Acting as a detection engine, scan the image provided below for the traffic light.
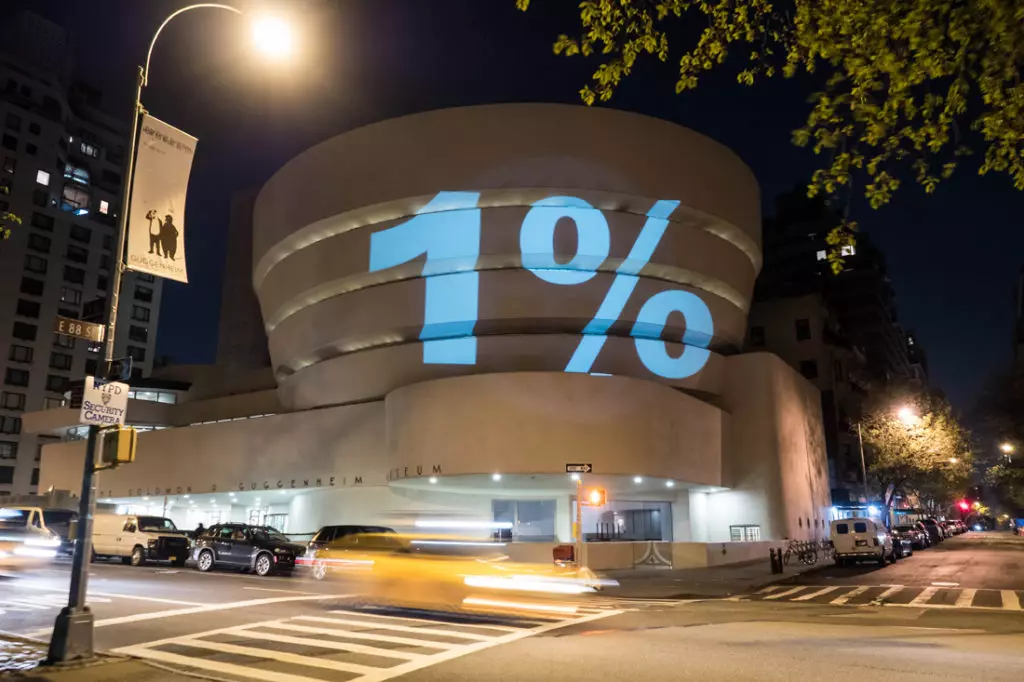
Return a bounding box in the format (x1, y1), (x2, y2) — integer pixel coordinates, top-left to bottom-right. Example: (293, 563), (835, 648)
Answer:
(958, 500), (969, 511)
(96, 426), (137, 470)
(582, 487), (607, 507)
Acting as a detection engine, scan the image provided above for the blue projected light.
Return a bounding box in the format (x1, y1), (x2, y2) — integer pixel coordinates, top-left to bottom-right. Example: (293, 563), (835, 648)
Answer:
(367, 191), (715, 379)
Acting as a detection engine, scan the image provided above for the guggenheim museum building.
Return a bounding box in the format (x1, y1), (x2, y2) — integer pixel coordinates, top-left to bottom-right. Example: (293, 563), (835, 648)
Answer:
(29, 104), (831, 569)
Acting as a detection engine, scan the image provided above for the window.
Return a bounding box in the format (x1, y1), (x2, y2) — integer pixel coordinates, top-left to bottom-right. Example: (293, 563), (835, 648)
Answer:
(63, 163), (89, 185)
(0, 416), (21, 434)
(69, 224), (91, 243)
(54, 335), (74, 349)
(840, 245), (856, 257)
(101, 169), (121, 185)
(749, 326), (765, 347)
(492, 499), (557, 541)
(1, 392), (25, 410)
(127, 346), (146, 363)
(12, 322), (37, 341)
(102, 234), (112, 251)
(100, 254), (110, 271)
(816, 249), (827, 261)
(131, 305), (150, 322)
(835, 523), (849, 535)
(4, 368), (29, 387)
(49, 352), (73, 371)
(25, 143), (36, 156)
(45, 375), (68, 393)
(8, 345), (33, 364)
(29, 122), (40, 135)
(99, 199), (109, 215)
(128, 325), (148, 343)
(136, 273), (155, 283)
(65, 244), (89, 263)
(96, 275), (108, 292)
(79, 142), (100, 158)
(24, 254), (47, 274)
(36, 169), (50, 186)
(0, 442), (16, 459)
(0, 467), (13, 485)
(30, 212), (54, 230)
(2, 157), (14, 173)
(833, 360), (843, 382)
(63, 265), (85, 284)
(795, 318), (811, 341)
(1, 134), (16, 151)
(31, 468), (39, 487)
(4, 113), (20, 130)
(32, 188), (48, 207)
(135, 286), (153, 303)
(43, 398), (64, 410)
(60, 184), (90, 214)
(60, 287), (82, 305)
(729, 525), (762, 542)
(800, 360), (818, 380)
(27, 233), (50, 253)
(16, 299), (40, 318)
(57, 307), (78, 319)
(84, 358), (97, 375)
(0, 177), (10, 192)
(853, 521), (868, 533)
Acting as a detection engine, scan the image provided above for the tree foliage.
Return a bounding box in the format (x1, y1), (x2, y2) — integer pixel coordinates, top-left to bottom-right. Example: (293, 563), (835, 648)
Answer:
(859, 394), (971, 517)
(1, 185), (21, 242)
(984, 463), (1024, 513)
(516, 0), (1024, 271)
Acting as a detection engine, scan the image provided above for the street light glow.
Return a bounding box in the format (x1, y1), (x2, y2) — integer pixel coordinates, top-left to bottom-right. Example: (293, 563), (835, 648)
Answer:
(1000, 442), (1015, 454)
(896, 406), (918, 426)
(252, 16), (293, 59)
(948, 457), (959, 464)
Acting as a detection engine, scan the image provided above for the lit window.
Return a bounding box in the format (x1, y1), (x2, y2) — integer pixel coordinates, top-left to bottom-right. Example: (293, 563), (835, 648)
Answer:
(79, 142), (99, 158)
(99, 200), (109, 214)
(840, 245), (856, 257)
(36, 169), (50, 186)
(815, 250), (827, 261)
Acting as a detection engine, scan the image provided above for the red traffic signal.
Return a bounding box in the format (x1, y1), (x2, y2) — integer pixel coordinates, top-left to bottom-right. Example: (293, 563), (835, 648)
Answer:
(957, 500), (969, 511)
(582, 487), (607, 507)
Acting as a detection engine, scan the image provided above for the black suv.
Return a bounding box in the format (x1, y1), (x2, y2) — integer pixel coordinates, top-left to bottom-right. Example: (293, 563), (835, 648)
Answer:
(192, 523), (303, 576)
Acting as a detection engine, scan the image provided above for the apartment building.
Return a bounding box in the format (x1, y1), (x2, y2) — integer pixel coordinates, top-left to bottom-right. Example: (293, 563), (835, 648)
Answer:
(0, 12), (162, 495)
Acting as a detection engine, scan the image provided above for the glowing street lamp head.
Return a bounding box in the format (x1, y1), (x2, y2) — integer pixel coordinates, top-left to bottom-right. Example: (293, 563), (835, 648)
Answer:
(251, 16), (293, 59)
(1000, 442), (1015, 454)
(896, 406), (918, 426)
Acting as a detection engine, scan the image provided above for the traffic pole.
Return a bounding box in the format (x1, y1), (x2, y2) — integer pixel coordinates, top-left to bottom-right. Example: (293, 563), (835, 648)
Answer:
(575, 477), (583, 568)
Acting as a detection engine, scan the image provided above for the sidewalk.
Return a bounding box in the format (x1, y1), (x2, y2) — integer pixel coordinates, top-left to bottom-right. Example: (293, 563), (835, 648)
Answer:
(599, 558), (822, 599)
(0, 636), (193, 682)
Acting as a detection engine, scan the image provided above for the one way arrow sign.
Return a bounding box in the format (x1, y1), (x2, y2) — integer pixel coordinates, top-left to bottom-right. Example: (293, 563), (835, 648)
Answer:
(565, 463), (593, 474)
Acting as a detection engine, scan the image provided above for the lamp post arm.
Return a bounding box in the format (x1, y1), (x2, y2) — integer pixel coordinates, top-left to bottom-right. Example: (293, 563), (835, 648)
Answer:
(144, 3), (243, 86)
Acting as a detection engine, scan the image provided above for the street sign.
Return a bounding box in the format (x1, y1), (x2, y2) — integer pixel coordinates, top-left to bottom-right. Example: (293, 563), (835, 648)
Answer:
(566, 463), (593, 474)
(54, 315), (105, 343)
(79, 376), (129, 427)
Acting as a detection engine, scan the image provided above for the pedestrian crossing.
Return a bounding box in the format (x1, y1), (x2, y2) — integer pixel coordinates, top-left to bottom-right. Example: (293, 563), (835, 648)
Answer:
(113, 605), (624, 682)
(734, 584), (1024, 612)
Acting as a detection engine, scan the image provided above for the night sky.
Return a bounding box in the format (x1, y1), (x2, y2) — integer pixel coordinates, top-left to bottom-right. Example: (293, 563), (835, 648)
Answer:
(12, 0), (1024, 413)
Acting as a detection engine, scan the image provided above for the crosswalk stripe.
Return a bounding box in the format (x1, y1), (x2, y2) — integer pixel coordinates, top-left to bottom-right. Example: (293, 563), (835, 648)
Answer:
(329, 609), (524, 632)
(830, 586), (870, 605)
(227, 627), (424, 660)
(756, 586), (782, 595)
(1001, 591), (1022, 611)
(761, 586), (807, 600)
(112, 646), (324, 682)
(294, 615), (497, 641)
(173, 637), (381, 675)
(873, 585), (905, 602)
(909, 586), (940, 606)
(267, 621), (461, 649)
(792, 586), (839, 602)
(955, 589), (977, 608)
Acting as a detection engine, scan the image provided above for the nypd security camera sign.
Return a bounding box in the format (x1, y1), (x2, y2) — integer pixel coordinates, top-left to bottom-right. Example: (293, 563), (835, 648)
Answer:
(79, 376), (129, 427)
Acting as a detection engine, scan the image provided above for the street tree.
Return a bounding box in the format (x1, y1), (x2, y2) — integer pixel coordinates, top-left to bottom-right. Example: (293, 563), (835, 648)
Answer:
(1, 185), (20, 242)
(984, 464), (1024, 514)
(859, 394), (971, 520)
(516, 0), (1024, 271)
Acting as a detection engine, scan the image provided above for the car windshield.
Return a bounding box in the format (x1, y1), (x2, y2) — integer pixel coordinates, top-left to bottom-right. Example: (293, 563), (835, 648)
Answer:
(0, 508), (30, 529)
(137, 516), (178, 532)
(252, 526), (290, 541)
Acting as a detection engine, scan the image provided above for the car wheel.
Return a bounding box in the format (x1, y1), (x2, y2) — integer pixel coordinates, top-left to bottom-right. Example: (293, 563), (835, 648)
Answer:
(130, 546), (146, 567)
(254, 553), (273, 577)
(312, 561), (327, 581)
(877, 551), (887, 566)
(196, 549), (214, 572)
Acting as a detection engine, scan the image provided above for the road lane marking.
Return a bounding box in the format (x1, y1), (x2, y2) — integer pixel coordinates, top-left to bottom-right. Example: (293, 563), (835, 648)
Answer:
(792, 586), (839, 602)
(872, 585), (905, 602)
(932, 582), (959, 587)
(111, 647), (325, 682)
(329, 609), (524, 632)
(243, 587), (320, 595)
(830, 586), (870, 605)
(909, 586), (940, 606)
(1001, 591), (1022, 611)
(89, 592), (204, 606)
(172, 638), (380, 675)
(755, 586), (781, 595)
(955, 589), (977, 608)
(761, 586), (807, 600)
(293, 615), (496, 641)
(268, 621), (461, 649)
(235, 627), (426, 660)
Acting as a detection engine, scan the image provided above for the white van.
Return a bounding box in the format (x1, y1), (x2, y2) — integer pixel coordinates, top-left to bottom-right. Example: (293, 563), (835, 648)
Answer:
(830, 517), (894, 566)
(92, 514), (190, 567)
(0, 507), (62, 572)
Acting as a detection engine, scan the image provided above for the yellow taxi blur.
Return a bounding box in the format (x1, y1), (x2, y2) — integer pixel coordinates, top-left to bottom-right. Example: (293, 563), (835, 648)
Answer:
(310, 533), (608, 616)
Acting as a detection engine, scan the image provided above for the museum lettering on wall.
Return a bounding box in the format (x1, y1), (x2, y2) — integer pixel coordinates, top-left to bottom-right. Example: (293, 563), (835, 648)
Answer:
(99, 471), (377, 499)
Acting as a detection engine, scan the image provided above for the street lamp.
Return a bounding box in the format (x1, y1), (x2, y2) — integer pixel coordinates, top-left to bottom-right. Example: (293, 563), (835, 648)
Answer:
(999, 442), (1015, 454)
(948, 457), (959, 464)
(896, 406), (918, 427)
(49, 4), (294, 664)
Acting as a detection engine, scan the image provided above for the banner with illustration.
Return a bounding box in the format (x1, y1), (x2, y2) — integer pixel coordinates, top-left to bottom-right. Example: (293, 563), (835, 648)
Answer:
(125, 114), (196, 283)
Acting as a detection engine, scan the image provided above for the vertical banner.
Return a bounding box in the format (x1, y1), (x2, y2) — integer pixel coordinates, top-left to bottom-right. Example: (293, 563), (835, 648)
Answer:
(125, 114), (197, 283)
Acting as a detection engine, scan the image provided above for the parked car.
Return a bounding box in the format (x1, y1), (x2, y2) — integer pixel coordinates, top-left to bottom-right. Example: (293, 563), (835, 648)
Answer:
(302, 525), (396, 568)
(192, 523), (303, 576)
(919, 518), (944, 544)
(940, 520), (962, 537)
(93, 514), (190, 567)
(894, 524), (928, 550)
(889, 529), (914, 558)
(830, 517), (894, 566)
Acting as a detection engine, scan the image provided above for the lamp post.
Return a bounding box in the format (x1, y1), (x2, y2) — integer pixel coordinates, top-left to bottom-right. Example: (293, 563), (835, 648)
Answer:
(47, 5), (292, 663)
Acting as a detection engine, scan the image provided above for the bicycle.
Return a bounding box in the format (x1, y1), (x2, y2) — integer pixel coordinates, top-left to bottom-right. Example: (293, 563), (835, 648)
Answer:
(782, 539), (819, 566)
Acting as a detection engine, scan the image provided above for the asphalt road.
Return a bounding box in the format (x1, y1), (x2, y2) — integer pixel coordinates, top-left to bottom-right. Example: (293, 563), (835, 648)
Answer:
(1, 532), (1022, 681)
